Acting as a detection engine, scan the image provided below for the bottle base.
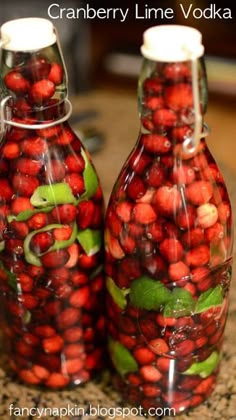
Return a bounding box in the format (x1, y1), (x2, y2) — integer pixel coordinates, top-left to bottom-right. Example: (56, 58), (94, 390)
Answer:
(4, 346), (106, 390)
(112, 370), (218, 416)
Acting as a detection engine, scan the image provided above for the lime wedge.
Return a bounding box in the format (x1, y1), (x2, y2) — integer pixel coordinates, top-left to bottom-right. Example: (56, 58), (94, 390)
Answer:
(106, 277), (129, 310)
(183, 351), (220, 378)
(30, 183), (76, 207)
(195, 285), (223, 314)
(108, 337), (138, 376)
(77, 228), (102, 256)
(130, 276), (171, 310)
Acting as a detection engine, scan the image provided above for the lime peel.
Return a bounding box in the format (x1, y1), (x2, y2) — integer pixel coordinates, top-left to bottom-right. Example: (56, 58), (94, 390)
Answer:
(30, 183), (76, 208)
(23, 222), (77, 266)
(77, 228), (102, 256)
(7, 206), (54, 223)
(183, 351), (220, 378)
(108, 337), (138, 376)
(79, 149), (99, 200)
(106, 277), (129, 310)
(0, 261), (17, 291)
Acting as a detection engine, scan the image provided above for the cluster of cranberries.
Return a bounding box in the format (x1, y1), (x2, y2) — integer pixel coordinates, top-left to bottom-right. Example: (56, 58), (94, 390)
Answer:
(4, 54), (63, 108)
(105, 62), (233, 413)
(0, 51), (105, 388)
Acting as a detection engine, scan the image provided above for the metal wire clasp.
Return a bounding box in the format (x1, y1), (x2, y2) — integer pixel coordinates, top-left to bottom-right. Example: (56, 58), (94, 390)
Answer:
(182, 57), (209, 154)
(0, 96), (73, 144)
(0, 95), (11, 143)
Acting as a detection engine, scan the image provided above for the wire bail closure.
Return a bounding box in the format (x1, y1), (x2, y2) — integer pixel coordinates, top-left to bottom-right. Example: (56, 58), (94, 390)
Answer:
(182, 56), (209, 154)
(0, 96), (73, 143)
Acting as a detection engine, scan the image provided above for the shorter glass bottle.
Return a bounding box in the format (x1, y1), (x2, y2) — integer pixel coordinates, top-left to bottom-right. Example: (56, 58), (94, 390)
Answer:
(0, 18), (105, 389)
(105, 25), (233, 414)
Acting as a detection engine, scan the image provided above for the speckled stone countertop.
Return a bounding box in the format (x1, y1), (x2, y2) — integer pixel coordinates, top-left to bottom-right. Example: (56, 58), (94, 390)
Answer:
(0, 91), (235, 420)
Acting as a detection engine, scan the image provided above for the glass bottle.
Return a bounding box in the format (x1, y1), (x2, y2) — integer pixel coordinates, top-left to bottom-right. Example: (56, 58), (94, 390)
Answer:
(105, 25), (233, 414)
(0, 18), (105, 389)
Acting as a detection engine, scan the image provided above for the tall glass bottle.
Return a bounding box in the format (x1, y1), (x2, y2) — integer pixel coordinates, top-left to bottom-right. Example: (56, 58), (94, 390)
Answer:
(0, 18), (105, 389)
(105, 25), (233, 414)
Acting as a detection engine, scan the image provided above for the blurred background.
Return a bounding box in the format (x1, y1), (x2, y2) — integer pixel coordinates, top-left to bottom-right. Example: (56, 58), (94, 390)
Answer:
(89, 0), (236, 96)
(0, 0), (235, 179)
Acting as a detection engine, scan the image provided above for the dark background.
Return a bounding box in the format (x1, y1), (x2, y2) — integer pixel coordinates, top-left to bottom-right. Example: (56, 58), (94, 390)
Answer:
(89, 0), (236, 89)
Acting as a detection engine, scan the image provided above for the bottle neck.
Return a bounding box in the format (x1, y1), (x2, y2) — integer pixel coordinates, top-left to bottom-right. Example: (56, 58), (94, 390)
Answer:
(1, 42), (68, 123)
(138, 58), (207, 146)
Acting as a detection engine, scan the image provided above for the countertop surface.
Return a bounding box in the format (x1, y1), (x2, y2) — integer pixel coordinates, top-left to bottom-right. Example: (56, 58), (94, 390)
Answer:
(0, 90), (236, 419)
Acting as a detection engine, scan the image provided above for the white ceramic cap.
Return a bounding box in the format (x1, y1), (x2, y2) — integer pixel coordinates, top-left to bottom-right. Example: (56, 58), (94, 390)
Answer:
(0, 18), (56, 51)
(141, 25), (204, 62)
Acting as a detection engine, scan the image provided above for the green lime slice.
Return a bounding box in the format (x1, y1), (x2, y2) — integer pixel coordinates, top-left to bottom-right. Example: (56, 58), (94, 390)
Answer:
(130, 276), (171, 310)
(195, 285), (224, 314)
(108, 337), (138, 376)
(163, 288), (196, 318)
(77, 228), (102, 256)
(106, 277), (129, 310)
(183, 351), (220, 378)
(30, 183), (76, 208)
(79, 149), (99, 200)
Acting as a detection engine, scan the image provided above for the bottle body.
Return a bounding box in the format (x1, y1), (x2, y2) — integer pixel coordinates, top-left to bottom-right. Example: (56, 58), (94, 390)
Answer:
(105, 55), (233, 412)
(0, 20), (105, 388)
